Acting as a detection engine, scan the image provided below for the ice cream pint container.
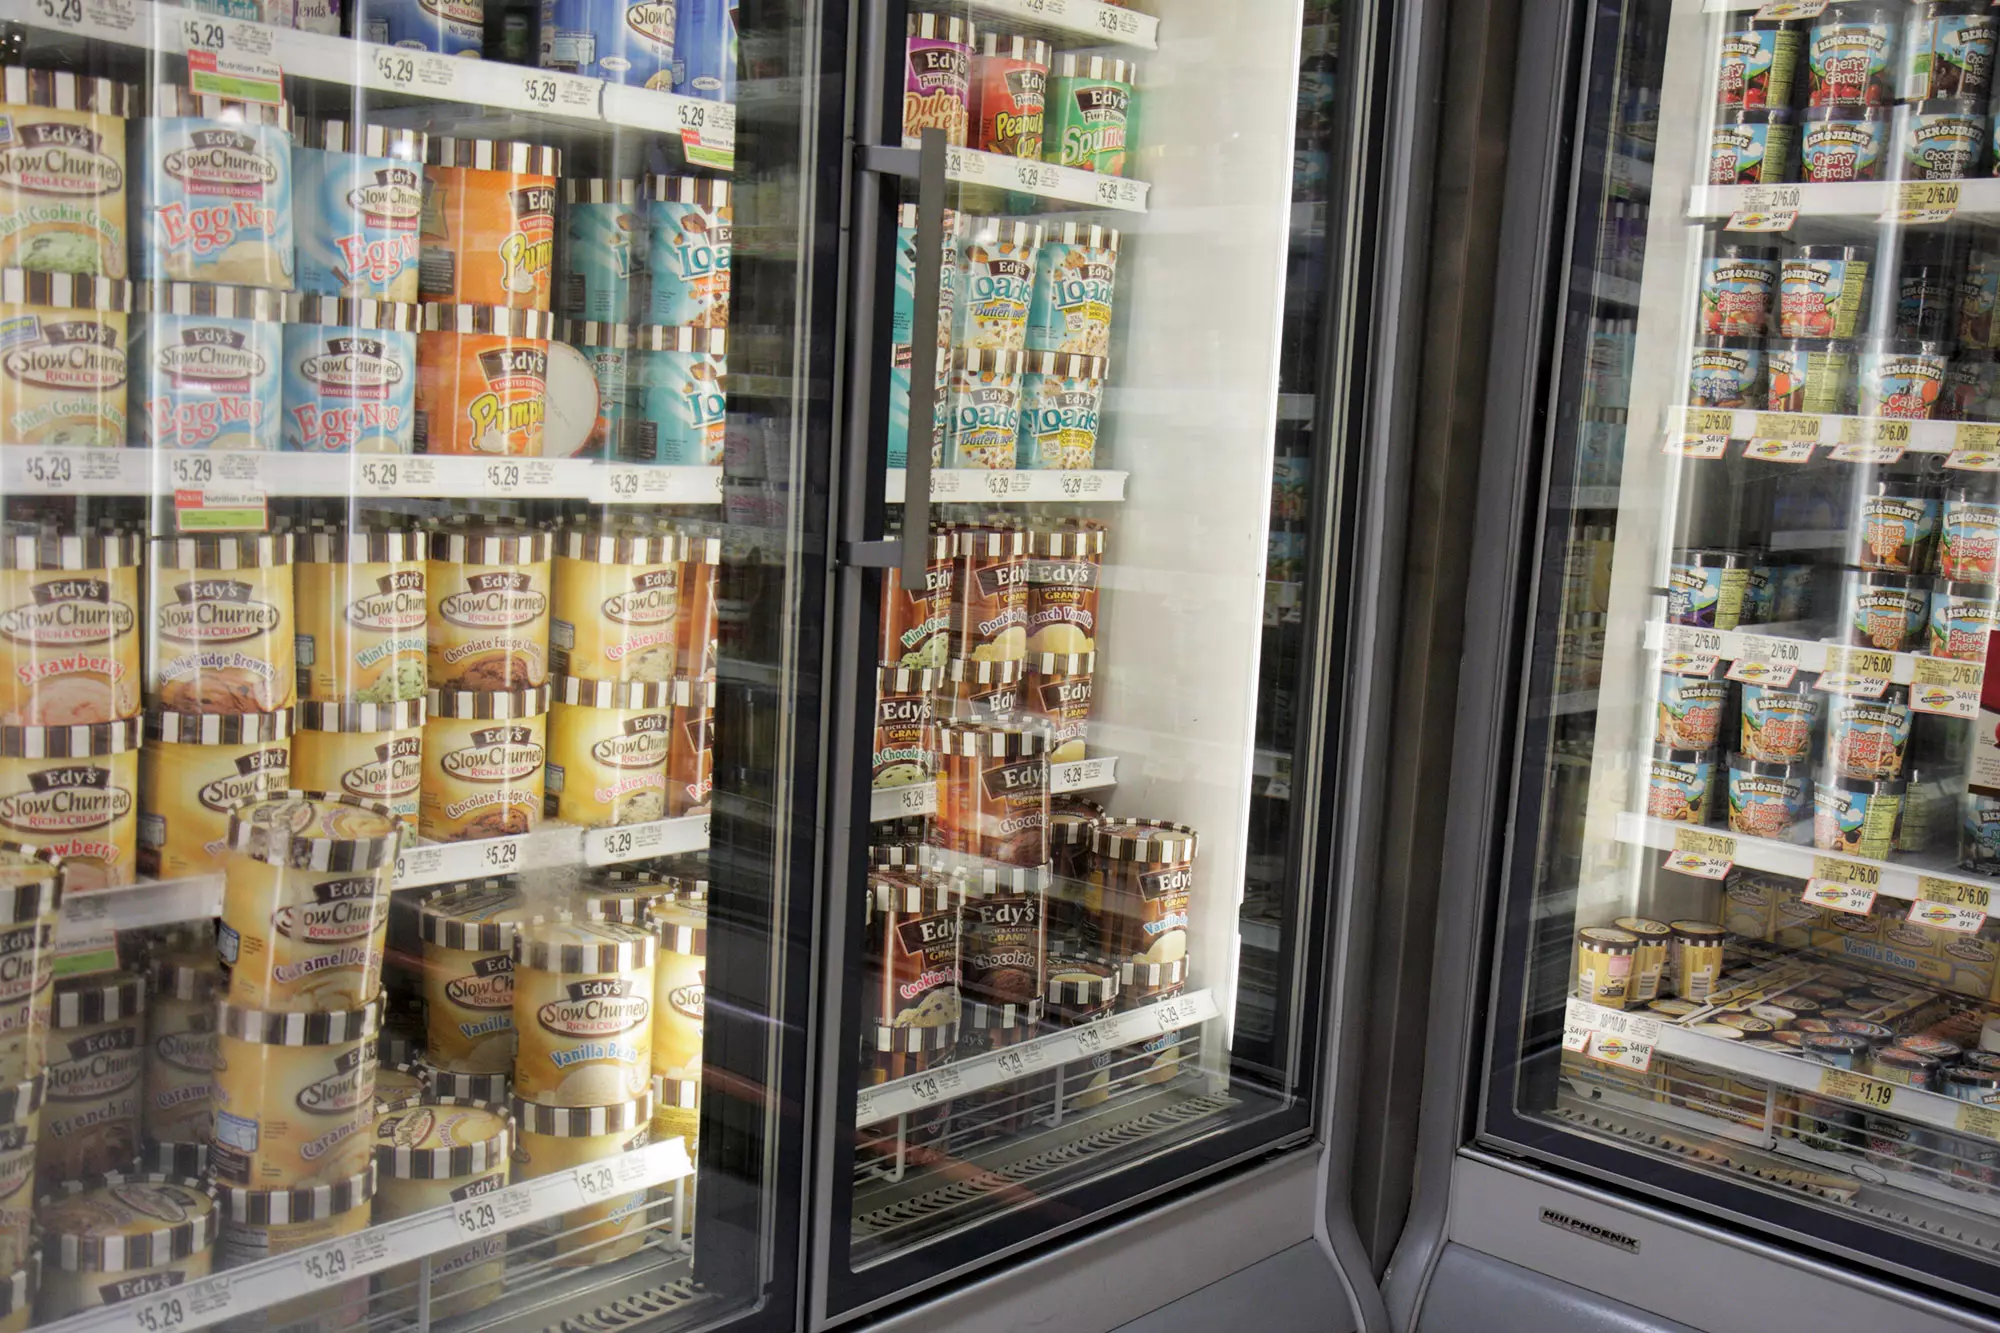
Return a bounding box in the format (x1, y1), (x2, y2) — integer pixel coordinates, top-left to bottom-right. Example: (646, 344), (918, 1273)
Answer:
(0, 68), (133, 280)
(419, 880), (551, 1075)
(551, 527), (680, 684)
(420, 685), (550, 843)
(1800, 105), (1887, 181)
(372, 1098), (510, 1318)
(627, 324), (726, 465)
(903, 12), (973, 147)
(136, 91), (293, 289)
(34, 1173), (218, 1322)
(41, 972), (144, 1187)
(1809, 9), (1897, 104)
(1016, 351), (1104, 469)
(510, 919), (656, 1107)
(510, 1095), (653, 1263)
(209, 1000), (380, 1189)
(295, 527), (428, 705)
(640, 175), (729, 327)
(419, 139), (560, 311)
(949, 348), (1023, 469)
(1943, 490), (2000, 580)
(147, 533), (297, 716)
(0, 269), (130, 448)
(1902, 5), (1998, 100)
(357, 0), (486, 54)
(211, 1168), (373, 1332)
(973, 34), (1049, 158)
(1899, 97), (1986, 178)
(281, 295), (419, 453)
(0, 529), (142, 727)
(1047, 54), (1135, 176)
(130, 281), (283, 451)
(144, 959), (220, 1146)
(292, 121), (426, 301)
(414, 303), (552, 457)
(1027, 223), (1117, 356)
(955, 217), (1042, 351)
(0, 718), (140, 888)
(1719, 18), (1802, 109)
(425, 525), (552, 692)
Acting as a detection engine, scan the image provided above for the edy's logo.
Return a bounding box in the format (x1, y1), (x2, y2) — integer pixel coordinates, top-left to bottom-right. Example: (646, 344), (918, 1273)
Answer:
(894, 912), (957, 958)
(467, 346), (548, 447)
(602, 569), (676, 625)
(0, 121), (123, 196)
(979, 757), (1044, 802)
(348, 166), (422, 229)
(295, 1046), (372, 1116)
(442, 727), (543, 783)
(0, 577), (134, 646)
(444, 953), (513, 1010)
(3, 318), (124, 390)
(301, 335), (402, 399)
(1140, 866), (1194, 901)
(272, 877), (380, 943)
(626, 0), (674, 47)
(440, 571), (545, 629)
(197, 745), (289, 813)
(163, 130), (277, 192)
(537, 977), (649, 1037)
(0, 764), (127, 835)
(50, 1024), (140, 1099)
(157, 579), (281, 643)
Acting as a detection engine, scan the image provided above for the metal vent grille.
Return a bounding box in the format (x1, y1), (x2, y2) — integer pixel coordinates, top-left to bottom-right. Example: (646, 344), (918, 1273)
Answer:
(543, 1277), (703, 1333)
(855, 1094), (1234, 1238)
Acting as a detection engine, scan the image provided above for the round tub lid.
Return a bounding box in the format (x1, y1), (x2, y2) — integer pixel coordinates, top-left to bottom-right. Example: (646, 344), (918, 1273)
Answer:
(428, 525), (553, 565)
(868, 1021), (957, 1054)
(214, 1163), (377, 1225)
(425, 1065), (512, 1103)
(427, 684), (553, 720)
(1114, 956), (1188, 990)
(0, 843), (60, 923)
(144, 706), (293, 746)
(1045, 959), (1119, 1007)
(149, 959), (222, 1002)
(225, 792), (401, 870)
(287, 294), (421, 330)
(651, 1073), (699, 1110)
(1089, 818), (1197, 862)
(512, 1092), (654, 1137)
(152, 531), (295, 569)
(296, 118), (426, 158)
(936, 721), (1047, 758)
(420, 882), (554, 952)
(134, 281), (287, 321)
(561, 177), (638, 204)
(647, 899), (707, 954)
(418, 302), (554, 337)
(0, 267), (131, 313)
(868, 870), (953, 915)
(634, 323), (726, 354)
(0, 65), (135, 114)
(642, 174), (728, 208)
(53, 970), (144, 1027)
(512, 918), (657, 972)
(38, 1173), (219, 1272)
(953, 864), (1046, 897)
(217, 997), (382, 1046)
(1028, 652), (1095, 677)
(301, 527), (427, 564)
(425, 136), (561, 174)
(296, 697), (426, 732)
(0, 527), (143, 571)
(374, 1097), (512, 1179)
(0, 716), (141, 758)
(963, 999), (1036, 1030)
(553, 675), (674, 709)
(140, 1140), (210, 1178)
(556, 527), (680, 564)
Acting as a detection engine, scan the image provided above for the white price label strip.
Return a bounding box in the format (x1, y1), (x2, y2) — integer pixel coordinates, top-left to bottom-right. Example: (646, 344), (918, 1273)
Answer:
(1050, 756), (1118, 792)
(857, 989), (1218, 1126)
(55, 1141), (692, 1333)
(869, 782), (938, 822)
(890, 469), (1129, 503)
(581, 814), (710, 866)
(3, 447), (148, 495)
(941, 145), (1150, 211)
(57, 877), (222, 945)
(596, 465), (724, 504)
(394, 833), (543, 889)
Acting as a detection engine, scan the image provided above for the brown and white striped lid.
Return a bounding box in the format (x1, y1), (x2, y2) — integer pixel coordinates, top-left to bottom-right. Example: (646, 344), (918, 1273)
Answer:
(288, 294), (421, 330)
(937, 721), (1047, 758)
(512, 1092), (655, 1137)
(954, 863), (1046, 896)
(953, 346), (1023, 378)
(426, 1065), (513, 1104)
(869, 869), (954, 915)
(226, 792), (401, 871)
(218, 996), (382, 1046)
(635, 324), (727, 355)
(557, 527), (679, 564)
(1114, 956), (1187, 990)
(1028, 652), (1095, 677)
(149, 959), (222, 1002)
(978, 32), (1048, 63)
(869, 1020), (958, 1054)
(513, 918), (657, 973)
(868, 842), (928, 868)
(647, 898), (706, 955)
(907, 10), (973, 43)
(421, 881), (557, 952)
(145, 706), (293, 746)
(153, 531), (296, 569)
(0, 528), (143, 571)
(39, 1173), (219, 1271)
(1021, 352), (1107, 381)
(374, 1097), (512, 1179)
(554, 675), (674, 709)
(420, 303), (555, 337)
(1051, 54), (1134, 83)
(964, 998), (1036, 1030)
(140, 1140), (210, 1178)
(1, 65), (134, 115)
(1029, 527), (1106, 559)
(297, 697), (426, 732)
(1038, 222), (1121, 253)
(642, 175), (729, 209)
(429, 525), (554, 564)
(562, 177), (638, 204)
(135, 281), (287, 321)
(214, 1164), (376, 1225)
(427, 684), (553, 720)
(0, 716), (141, 758)
(682, 534), (723, 565)
(963, 217), (1041, 250)
(673, 678), (719, 709)
(151, 84), (292, 128)
(0, 268), (130, 313)
(53, 970), (144, 1028)
(1044, 959), (1119, 1007)
(953, 526), (1027, 558)
(0, 1075), (42, 1125)
(302, 527), (427, 563)
(426, 136), (560, 174)
(0, 843), (60, 923)
(941, 657), (1021, 686)
(1090, 818), (1197, 862)
(1048, 799), (1106, 846)
(299, 119), (426, 159)
(560, 319), (637, 348)
(877, 665), (940, 694)
(652, 1073), (699, 1109)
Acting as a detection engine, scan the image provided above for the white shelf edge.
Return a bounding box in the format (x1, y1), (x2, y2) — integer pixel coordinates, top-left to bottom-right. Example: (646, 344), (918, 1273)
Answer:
(857, 988), (1216, 1126)
(1665, 406), (1970, 456)
(1613, 810), (1999, 908)
(866, 756), (1119, 821)
(968, 0), (1159, 49)
(1642, 619), (1923, 685)
(40, 1138), (693, 1333)
(943, 146), (1149, 213)
(885, 469), (1129, 503)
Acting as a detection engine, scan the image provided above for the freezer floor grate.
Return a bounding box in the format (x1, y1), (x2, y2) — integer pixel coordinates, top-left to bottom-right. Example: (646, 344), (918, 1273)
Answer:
(543, 1277), (703, 1332)
(853, 1092), (1235, 1241)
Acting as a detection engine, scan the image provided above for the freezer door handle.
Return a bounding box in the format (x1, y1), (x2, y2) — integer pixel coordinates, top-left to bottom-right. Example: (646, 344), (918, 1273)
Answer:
(895, 127), (947, 583)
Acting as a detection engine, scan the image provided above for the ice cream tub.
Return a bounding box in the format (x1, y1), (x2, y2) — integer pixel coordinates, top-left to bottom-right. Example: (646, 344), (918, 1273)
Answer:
(416, 303), (552, 457)
(1709, 107), (1792, 185)
(1902, 4), (1997, 100)
(1899, 97), (1986, 179)
(1656, 670), (1727, 750)
(648, 896), (704, 1082)
(0, 528), (141, 726)
(578, 864), (688, 925)
(1780, 245), (1872, 339)
(1090, 818), (1193, 972)
(419, 139), (559, 311)
(1838, 565), (1929, 651)
(357, 0), (484, 55)
(0, 1085), (33, 1271)
(426, 524), (552, 692)
(949, 347), (1024, 469)
(34, 1172), (217, 1322)
(217, 793), (400, 1013)
(1942, 488), (2000, 580)
(130, 282), (283, 451)
(540, 0), (676, 88)
(0, 718), (139, 889)
(1800, 105), (1887, 181)
(667, 675), (713, 816)
(147, 532), (297, 716)
(1688, 338), (1765, 408)
(1767, 337), (1855, 414)
(209, 1000), (379, 1189)
(291, 698), (424, 830)
(545, 675), (672, 828)
(1827, 685), (1913, 779)
(1720, 18), (1803, 108)
(1851, 475), (1940, 573)
(873, 665), (936, 787)
(372, 1097), (510, 1318)
(1815, 775), (1905, 860)
(0, 848), (57, 1085)
(886, 340), (948, 469)
(973, 33), (1050, 159)
(1949, 350), (2000, 422)
(626, 324), (725, 465)
(0, 268), (129, 447)
(1896, 236), (1958, 340)
(374, 1060), (423, 1110)
(1016, 351), (1104, 470)
(954, 218), (1042, 351)
(137, 708), (292, 878)
(510, 1094), (653, 1263)
(640, 175), (729, 328)
(420, 685), (550, 843)
(1858, 338), (1948, 418)
(1047, 54), (1135, 176)
(1667, 548), (1748, 629)
(293, 121), (425, 301)
(281, 295), (419, 453)
(903, 12), (973, 147)
(0, 68), (133, 279)
(559, 320), (632, 458)
(1647, 746), (1713, 824)
(211, 1168), (372, 1333)
(41, 971), (144, 1187)
(1809, 9), (1896, 104)
(510, 918), (656, 1106)
(1726, 752), (1811, 841)
(419, 880), (553, 1075)
(296, 526), (427, 705)
(136, 91), (293, 289)
(1699, 241), (1776, 338)
(893, 202), (958, 347)
(1739, 676), (1820, 763)
(1929, 579), (2000, 660)
(1026, 221), (1117, 357)
(552, 527), (680, 683)
(1025, 652), (1092, 761)
(143, 959), (219, 1146)
(559, 179), (638, 322)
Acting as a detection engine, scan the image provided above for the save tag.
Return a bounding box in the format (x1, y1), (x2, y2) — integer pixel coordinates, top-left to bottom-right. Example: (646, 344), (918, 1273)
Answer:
(1725, 634), (1803, 687)
(1669, 433), (1731, 460)
(1742, 437), (1815, 463)
(1587, 1030), (1655, 1072)
(1661, 626), (1724, 677)
(1664, 828), (1735, 879)
(1820, 1067), (1897, 1109)
(1753, 0), (1828, 18)
(1948, 450), (2000, 473)
(1907, 898), (1986, 933)
(1912, 656), (1981, 719)
(1886, 180), (1961, 225)
(1725, 186), (1802, 232)
(1817, 646), (1896, 697)
(1805, 879), (1877, 915)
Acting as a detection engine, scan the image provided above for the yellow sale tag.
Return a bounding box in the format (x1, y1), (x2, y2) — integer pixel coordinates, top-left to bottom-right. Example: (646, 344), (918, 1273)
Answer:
(1753, 0), (1828, 17)
(1918, 876), (1991, 911)
(1682, 409), (1736, 436)
(1957, 423), (2000, 453)
(1806, 880), (1877, 914)
(1948, 451), (2000, 473)
(1812, 856), (1880, 887)
(1887, 180), (1961, 224)
(1818, 647), (1896, 696)
(1664, 829), (1735, 879)
(1754, 413), (1820, 441)
(1959, 1103), (2000, 1142)
(1743, 438), (1815, 463)
(1912, 656), (1982, 719)
(1820, 1068), (1897, 1109)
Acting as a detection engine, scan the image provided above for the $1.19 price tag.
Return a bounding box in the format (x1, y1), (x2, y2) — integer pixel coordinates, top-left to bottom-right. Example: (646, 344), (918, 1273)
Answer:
(1821, 1067), (1897, 1109)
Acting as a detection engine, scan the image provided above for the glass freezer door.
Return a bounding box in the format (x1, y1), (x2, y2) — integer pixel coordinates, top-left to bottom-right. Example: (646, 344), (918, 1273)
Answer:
(815, 0), (1352, 1318)
(0, 0), (831, 1330)
(1489, 0), (2000, 1310)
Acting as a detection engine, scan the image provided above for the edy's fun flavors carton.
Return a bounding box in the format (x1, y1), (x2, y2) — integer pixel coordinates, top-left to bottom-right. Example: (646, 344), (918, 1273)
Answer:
(561, 179), (638, 324)
(903, 12), (974, 147)
(640, 175), (730, 328)
(0, 68), (134, 279)
(626, 324), (726, 466)
(1047, 55), (1135, 177)
(894, 203), (958, 347)
(131, 282), (285, 452)
(974, 34), (1049, 159)
(282, 296), (418, 454)
(293, 121), (426, 303)
(420, 138), (560, 312)
(137, 91), (294, 290)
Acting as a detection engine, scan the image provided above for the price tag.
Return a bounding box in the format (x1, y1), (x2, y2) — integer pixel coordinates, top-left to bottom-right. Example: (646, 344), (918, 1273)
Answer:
(1669, 431), (1732, 459)
(185, 41), (282, 105)
(452, 1182), (533, 1239)
(1918, 875), (1991, 912)
(1830, 418), (1908, 463)
(395, 835), (542, 889)
(131, 1284), (205, 1333)
(907, 1065), (962, 1103)
(1660, 626), (1724, 677)
(1725, 634), (1803, 687)
(869, 781), (938, 822)
(1886, 180), (1961, 225)
(1563, 1002), (1593, 1053)
(1754, 0), (1828, 18)
(1805, 879), (1877, 915)
(1820, 1067), (1897, 1109)
(1586, 1029), (1655, 1072)
(1092, 1), (1143, 37)
(1742, 437), (1815, 463)
(1949, 449), (2000, 472)
(1725, 185), (1800, 232)
(1817, 646), (1896, 697)
(1093, 176), (1146, 209)
(1752, 412), (1820, 442)
(677, 97), (737, 171)
(1663, 828), (1735, 879)
(1908, 898), (1987, 933)
(1960, 1103), (2000, 1139)
(174, 488), (268, 533)
(583, 814), (708, 866)
(1073, 1025), (1106, 1054)
(1050, 756), (1117, 792)
(994, 1047), (1029, 1078)
(1912, 655), (1981, 718)
(36, 0), (86, 22)
(855, 1090), (876, 1123)
(572, 1162), (619, 1204)
(1958, 423), (2000, 453)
